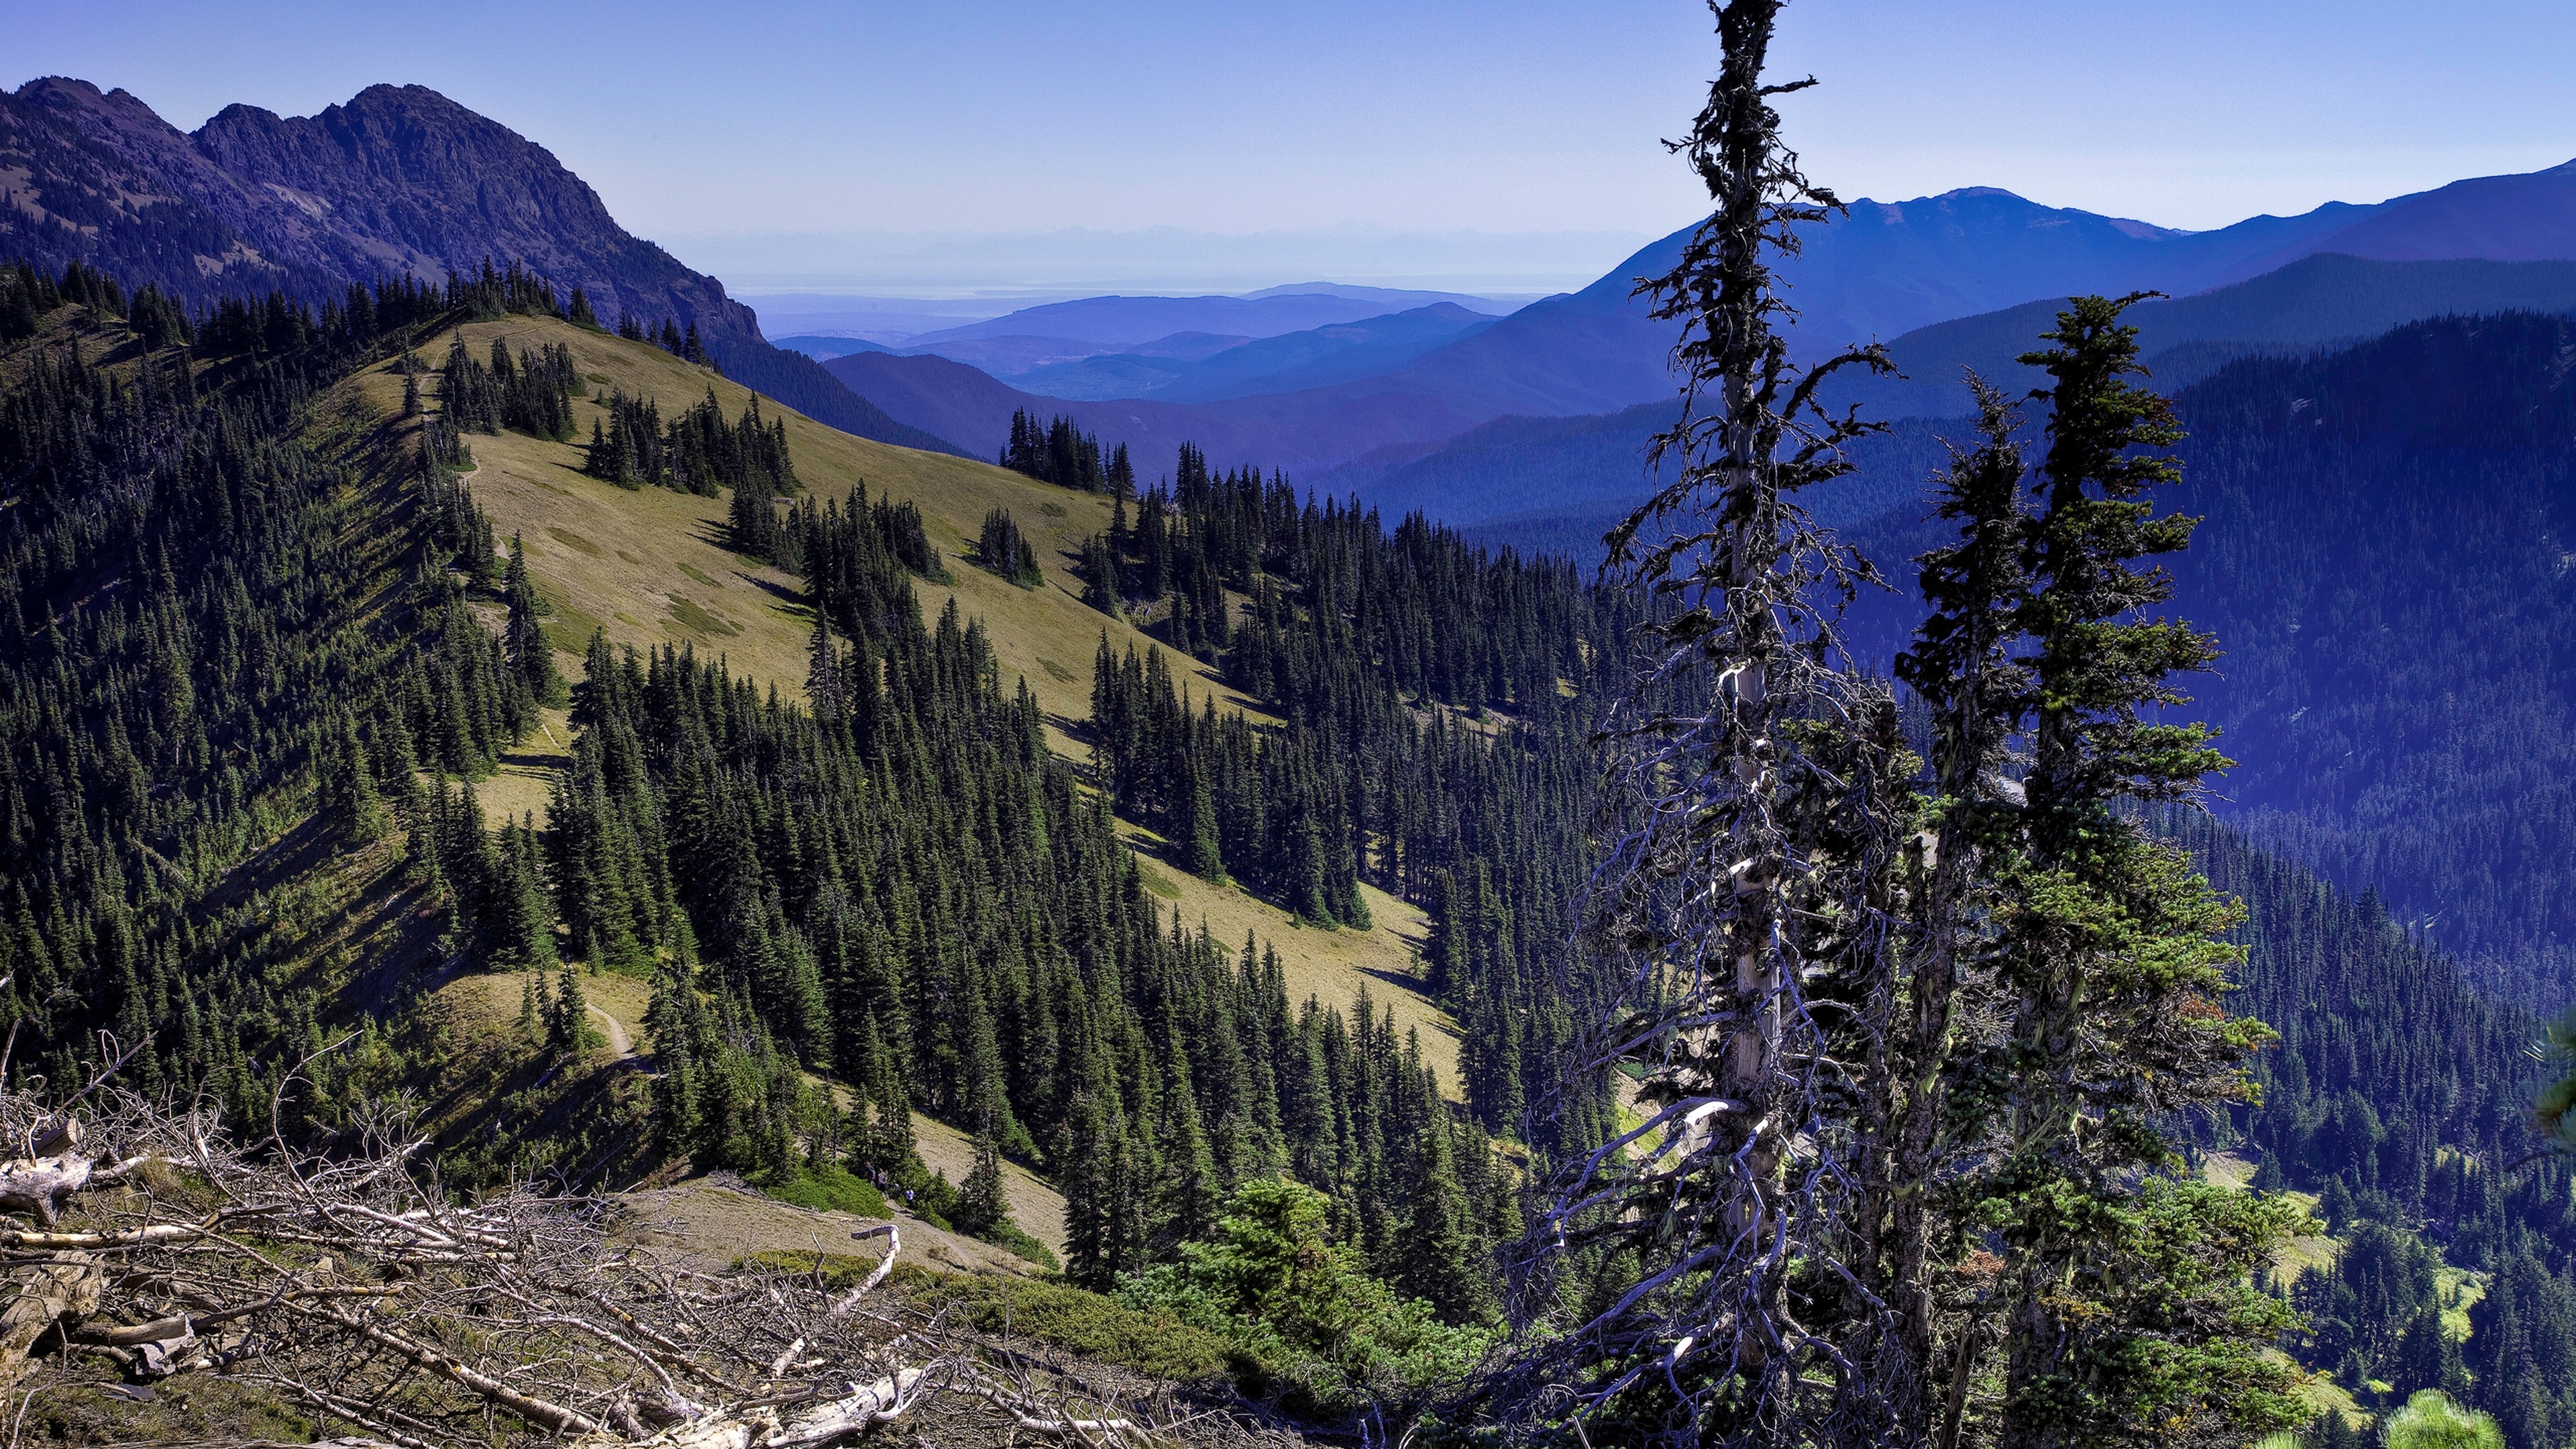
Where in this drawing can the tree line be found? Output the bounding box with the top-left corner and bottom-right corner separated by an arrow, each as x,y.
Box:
1061,448 -> 1615,1141
999,407 -> 1132,494
0,260 -> 566,1124
12,183 -> 2576,1440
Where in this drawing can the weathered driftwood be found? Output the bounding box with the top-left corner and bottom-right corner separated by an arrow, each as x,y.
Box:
0,1252 -> 99,1387
0,1146 -> 147,1226
0,1080 -> 1199,1449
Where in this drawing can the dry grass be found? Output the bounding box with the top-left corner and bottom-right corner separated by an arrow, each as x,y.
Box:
474,704 -> 575,824
612,1176 -> 1049,1281
1122,821 -> 1456,1093
910,1112 -> 1071,1263
339,317 -> 1263,755
326,318 -> 1462,1103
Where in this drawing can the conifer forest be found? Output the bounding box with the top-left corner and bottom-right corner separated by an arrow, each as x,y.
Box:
3,1 -> 2575,1444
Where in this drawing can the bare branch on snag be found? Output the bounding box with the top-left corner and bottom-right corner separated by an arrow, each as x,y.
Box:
1498,2 -> 1915,1446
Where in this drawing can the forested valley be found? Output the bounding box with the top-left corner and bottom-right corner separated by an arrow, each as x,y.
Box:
11,246 -> 2576,1446
1843,313 -> 2576,1016
9,3 -> 2576,1442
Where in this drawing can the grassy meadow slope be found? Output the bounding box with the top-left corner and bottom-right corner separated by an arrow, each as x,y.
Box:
331,320 -> 1464,1236
352,315 -> 1268,740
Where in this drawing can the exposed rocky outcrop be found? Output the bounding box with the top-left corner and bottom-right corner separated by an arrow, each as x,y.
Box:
0,77 -> 960,453
3,78 -> 743,333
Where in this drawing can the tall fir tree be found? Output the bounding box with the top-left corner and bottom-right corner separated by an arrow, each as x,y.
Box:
1982,294 -> 2303,1448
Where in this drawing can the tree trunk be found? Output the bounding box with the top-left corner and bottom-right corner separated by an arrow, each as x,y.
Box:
0,1252 -> 99,1387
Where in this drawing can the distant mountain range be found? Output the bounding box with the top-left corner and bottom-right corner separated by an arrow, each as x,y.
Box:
820,158 -> 2576,494
1763,158 -> 2576,356
1391,155 -> 2576,425
1007,303 -> 1499,402
808,287 -> 1519,402
0,76 -> 958,453
820,264 -> 1680,471
775,334 -> 895,362
822,347 -> 1496,472
978,331 -> 1259,396
14,74 -> 2576,523
1821,252 -> 2576,419
899,285 -> 1513,350
1405,254 -> 2576,531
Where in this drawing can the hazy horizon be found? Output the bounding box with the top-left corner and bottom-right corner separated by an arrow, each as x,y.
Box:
12,1 -> 2571,301
684,225 -> 1643,304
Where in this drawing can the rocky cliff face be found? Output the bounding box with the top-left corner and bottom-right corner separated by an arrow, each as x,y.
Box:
2,78 -> 755,339
0,77 -> 961,453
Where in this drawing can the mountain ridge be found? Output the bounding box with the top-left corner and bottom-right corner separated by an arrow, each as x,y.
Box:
820,159 -> 2576,486
0,76 -> 962,454
898,290 -> 1505,350
1356,253 -> 2576,531
1008,303 -> 1498,404
6,78 -> 755,337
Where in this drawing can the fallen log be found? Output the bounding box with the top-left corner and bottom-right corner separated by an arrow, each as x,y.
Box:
0,1250 -> 99,1387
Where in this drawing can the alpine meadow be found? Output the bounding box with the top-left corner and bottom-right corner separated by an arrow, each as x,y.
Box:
1,1 -> 2575,1445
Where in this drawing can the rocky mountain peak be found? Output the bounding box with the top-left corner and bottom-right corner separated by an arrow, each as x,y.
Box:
1,76 -> 755,343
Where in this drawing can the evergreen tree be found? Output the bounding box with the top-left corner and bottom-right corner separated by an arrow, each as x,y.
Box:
548,961 -> 591,1058
1393,1120 -> 1487,1325
1884,377 -> 2033,1419
1982,293 -> 2302,1449
976,508 -> 1041,586
1077,533 -> 1124,616
2390,1305 -> 2469,1402
956,1136 -> 1011,1238
1182,757 -> 1224,881
502,533 -> 568,707
323,713 -> 387,847
729,471 -> 777,559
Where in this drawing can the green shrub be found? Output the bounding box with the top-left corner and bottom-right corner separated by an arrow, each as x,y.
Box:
2384,1391 -> 2504,1449
978,1221 -> 1059,1273
740,1252 -> 1210,1379
1118,1175 -> 1492,1417
753,1163 -> 889,1217
904,1269 -> 1228,1380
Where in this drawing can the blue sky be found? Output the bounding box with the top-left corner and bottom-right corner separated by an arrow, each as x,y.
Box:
15,1 -> 2573,294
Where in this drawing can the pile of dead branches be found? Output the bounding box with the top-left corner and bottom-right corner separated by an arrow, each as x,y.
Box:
0,1046 -> 1221,1448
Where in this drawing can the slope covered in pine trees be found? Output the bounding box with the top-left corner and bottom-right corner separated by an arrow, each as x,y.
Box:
11,243 -> 2576,1440
0,256 -> 1557,1320
374,311 -> 1472,1093
2164,806 -> 2576,1446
